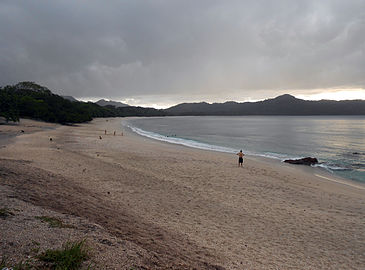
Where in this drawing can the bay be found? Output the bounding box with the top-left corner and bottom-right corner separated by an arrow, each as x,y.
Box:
125,116 -> 365,183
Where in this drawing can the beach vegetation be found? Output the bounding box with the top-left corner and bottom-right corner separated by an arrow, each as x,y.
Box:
35,216 -> 73,228
0,208 -> 15,219
1,240 -> 91,269
0,88 -> 19,122
37,240 -> 89,270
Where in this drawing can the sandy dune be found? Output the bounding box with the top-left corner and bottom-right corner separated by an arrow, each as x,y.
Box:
1,118 -> 364,269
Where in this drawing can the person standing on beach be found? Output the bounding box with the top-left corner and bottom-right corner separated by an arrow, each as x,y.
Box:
237,150 -> 245,167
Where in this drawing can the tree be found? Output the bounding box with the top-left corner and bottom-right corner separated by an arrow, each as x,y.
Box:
0,88 -> 19,122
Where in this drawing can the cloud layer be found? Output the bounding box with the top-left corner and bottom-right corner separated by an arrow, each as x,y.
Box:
1,0 -> 364,105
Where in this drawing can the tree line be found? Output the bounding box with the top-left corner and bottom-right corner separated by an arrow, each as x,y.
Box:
0,82 -> 166,124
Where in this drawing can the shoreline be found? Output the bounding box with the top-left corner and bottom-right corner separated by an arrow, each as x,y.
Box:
1,117 -> 365,269
123,117 -> 365,191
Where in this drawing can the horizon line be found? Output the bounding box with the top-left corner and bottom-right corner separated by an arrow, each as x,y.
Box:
77,92 -> 365,109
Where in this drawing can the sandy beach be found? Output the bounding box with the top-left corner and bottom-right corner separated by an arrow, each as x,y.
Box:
1,117 -> 365,269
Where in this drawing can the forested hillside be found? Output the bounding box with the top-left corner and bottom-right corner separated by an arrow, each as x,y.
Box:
0,82 -> 166,124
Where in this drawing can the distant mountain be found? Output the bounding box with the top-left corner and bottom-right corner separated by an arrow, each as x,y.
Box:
165,94 -> 365,115
62,95 -> 78,102
96,99 -> 129,108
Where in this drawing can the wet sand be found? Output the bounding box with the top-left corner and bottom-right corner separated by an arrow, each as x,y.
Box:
1,118 -> 364,269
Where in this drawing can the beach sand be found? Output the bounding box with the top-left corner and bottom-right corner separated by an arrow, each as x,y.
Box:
1,118 -> 364,269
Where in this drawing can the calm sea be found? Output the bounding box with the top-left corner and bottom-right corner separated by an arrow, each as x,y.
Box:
125,116 -> 365,183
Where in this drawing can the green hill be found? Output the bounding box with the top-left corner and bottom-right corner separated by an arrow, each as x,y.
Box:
0,82 -> 166,124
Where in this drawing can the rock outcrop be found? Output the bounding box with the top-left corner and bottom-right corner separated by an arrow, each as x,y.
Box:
284,157 -> 318,166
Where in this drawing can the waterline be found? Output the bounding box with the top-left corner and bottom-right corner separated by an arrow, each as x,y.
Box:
125,116 -> 365,183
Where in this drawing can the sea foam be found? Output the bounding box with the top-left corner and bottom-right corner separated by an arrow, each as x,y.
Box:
127,124 -> 236,153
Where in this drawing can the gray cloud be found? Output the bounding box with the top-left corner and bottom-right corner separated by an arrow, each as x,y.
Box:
1,0 -> 364,105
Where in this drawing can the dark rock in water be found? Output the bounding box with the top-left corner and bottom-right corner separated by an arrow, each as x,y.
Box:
284,157 -> 318,166
353,152 -> 363,155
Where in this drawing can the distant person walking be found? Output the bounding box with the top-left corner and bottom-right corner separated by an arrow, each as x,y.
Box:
237,150 -> 245,167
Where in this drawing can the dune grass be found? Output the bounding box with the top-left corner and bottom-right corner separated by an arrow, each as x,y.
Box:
1,240 -> 90,270
38,240 -> 89,270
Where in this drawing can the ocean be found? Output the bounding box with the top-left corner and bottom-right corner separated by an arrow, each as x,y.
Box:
125,116 -> 365,183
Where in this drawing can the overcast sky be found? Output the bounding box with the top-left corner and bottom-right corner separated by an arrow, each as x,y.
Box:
1,0 -> 364,107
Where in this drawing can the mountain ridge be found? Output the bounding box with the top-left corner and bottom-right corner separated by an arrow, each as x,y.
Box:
96,99 -> 129,108
166,94 -> 365,115
62,95 -> 78,102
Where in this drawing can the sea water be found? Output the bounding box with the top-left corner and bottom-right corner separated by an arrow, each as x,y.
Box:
125,116 -> 365,183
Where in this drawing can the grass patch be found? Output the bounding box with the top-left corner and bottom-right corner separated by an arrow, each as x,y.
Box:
0,208 -> 14,219
1,240 -> 92,269
38,240 -> 89,270
35,216 -> 73,228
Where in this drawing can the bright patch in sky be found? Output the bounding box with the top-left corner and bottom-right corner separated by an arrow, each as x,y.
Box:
296,89 -> 365,101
